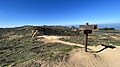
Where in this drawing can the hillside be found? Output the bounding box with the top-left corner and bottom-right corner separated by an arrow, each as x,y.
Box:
0,26 -> 80,67
0,26 -> 120,67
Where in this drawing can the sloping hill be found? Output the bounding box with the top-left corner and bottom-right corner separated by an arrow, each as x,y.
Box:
1,26 -> 120,67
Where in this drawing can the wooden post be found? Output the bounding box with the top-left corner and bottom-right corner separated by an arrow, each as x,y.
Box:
84,29 -> 92,52
85,33 -> 88,52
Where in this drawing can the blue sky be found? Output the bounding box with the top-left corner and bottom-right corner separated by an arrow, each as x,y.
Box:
0,0 -> 120,27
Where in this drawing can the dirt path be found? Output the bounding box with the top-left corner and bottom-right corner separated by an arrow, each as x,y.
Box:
37,35 -> 120,67
37,35 -> 106,50
38,35 -> 84,47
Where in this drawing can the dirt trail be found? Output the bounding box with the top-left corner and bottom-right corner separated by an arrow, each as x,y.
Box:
38,35 -> 106,50
38,35 -> 84,47
37,35 -> 120,67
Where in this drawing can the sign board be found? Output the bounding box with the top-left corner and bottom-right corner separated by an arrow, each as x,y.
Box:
80,25 -> 97,30
80,23 -> 97,30
84,30 -> 92,34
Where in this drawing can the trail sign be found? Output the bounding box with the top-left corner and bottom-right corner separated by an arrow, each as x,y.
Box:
84,29 -> 92,34
80,23 -> 98,52
80,23 -> 97,30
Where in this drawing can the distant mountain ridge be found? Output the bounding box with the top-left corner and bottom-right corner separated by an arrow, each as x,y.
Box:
98,23 -> 120,29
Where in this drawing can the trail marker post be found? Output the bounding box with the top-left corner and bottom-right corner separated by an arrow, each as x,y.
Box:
80,23 -> 97,52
